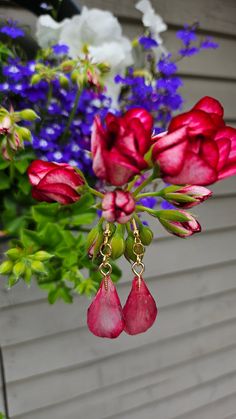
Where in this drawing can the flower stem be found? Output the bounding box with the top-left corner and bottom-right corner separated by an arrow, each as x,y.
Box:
60,88 -> 81,144
126,175 -> 139,192
135,205 -> 156,215
88,186 -> 104,199
136,191 -> 162,200
133,173 -> 154,197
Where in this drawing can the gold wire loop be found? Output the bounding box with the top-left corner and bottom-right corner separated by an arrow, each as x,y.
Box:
132,261 -> 145,277
99,222 -> 112,291
131,218 -> 146,288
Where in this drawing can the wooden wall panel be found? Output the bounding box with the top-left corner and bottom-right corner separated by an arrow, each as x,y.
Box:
0,1 -> 236,418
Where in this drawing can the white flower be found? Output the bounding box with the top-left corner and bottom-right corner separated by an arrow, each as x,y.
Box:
136,0 -> 167,44
36,15 -> 69,48
35,7 -> 133,106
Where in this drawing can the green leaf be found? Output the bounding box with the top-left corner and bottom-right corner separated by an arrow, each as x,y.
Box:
21,229 -> 42,249
5,216 -> 27,235
18,176 -> 32,195
69,211 -> 96,226
32,203 -> 59,224
0,172 -> 11,190
39,223 -> 65,249
14,159 -> 30,174
0,160 -> 10,170
70,193 -> 95,214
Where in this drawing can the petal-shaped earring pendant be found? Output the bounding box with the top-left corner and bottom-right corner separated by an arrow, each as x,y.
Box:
87,276 -> 124,338
123,277 -> 158,335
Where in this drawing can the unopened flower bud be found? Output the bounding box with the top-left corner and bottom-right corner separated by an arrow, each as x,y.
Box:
71,70 -> 80,83
24,266 -> 32,285
157,210 -> 201,238
31,74 -> 41,85
111,225 -> 125,259
13,261 -> 25,278
124,234 -> 136,262
86,225 -> 103,260
160,185 -> 212,209
0,260 -> 14,274
60,60 -> 75,72
19,109 -> 39,121
102,190 -> 135,224
6,247 -> 23,260
31,260 -> 47,274
32,251 -> 54,261
59,75 -> 69,88
16,126 -> 32,142
139,224 -> 153,246
97,62 -> 110,74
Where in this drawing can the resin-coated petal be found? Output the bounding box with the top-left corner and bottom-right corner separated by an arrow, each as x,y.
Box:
87,277 -> 124,338
123,277 -> 158,335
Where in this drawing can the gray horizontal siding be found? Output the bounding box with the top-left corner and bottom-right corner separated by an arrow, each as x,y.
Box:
0,1 -> 236,418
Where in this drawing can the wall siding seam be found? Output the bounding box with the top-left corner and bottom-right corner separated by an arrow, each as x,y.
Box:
9,344 -> 236,418
118,17 -> 236,41
5,314 -> 236,388
2,278 -> 236,351
1,255 -> 236,312
105,371 -> 236,419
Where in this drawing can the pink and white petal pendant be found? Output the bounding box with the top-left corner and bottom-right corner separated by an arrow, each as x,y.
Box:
123,277 -> 158,335
87,276 -> 124,338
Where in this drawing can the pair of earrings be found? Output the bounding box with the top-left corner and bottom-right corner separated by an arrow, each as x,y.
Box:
87,220 -> 158,338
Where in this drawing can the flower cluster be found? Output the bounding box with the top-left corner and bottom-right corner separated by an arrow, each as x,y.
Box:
0,0 -> 231,319
0,55 -> 111,177
116,25 -> 218,132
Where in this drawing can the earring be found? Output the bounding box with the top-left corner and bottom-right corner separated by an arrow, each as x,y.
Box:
87,222 -> 124,338
123,218 -> 158,335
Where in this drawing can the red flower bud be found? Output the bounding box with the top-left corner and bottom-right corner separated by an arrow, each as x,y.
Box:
163,185 -> 212,209
123,277 -> 158,335
102,190 -> 135,224
158,210 -> 201,238
28,160 -> 84,204
87,277 -> 124,338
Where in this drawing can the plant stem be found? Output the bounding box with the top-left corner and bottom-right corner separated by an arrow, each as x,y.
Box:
60,88 -> 81,144
9,162 -> 15,182
88,186 -> 104,199
126,175 -> 139,192
133,173 -> 154,197
136,205 -> 156,215
136,191 -> 162,200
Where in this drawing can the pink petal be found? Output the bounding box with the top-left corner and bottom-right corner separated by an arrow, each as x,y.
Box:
169,110 -> 216,138
32,188 -> 54,203
123,277 -> 158,335
155,140 -> 188,176
28,160 -> 61,185
101,191 -> 115,210
87,277 -> 124,338
193,96 -> 224,117
91,116 -> 108,180
124,108 -> 153,133
129,118 -> 151,155
215,126 -> 236,165
218,162 -> 236,180
39,168 -> 83,189
37,183 -> 80,204
164,151 -> 217,185
200,139 -> 219,168
106,150 -> 141,186
215,138 -> 231,170
152,126 -> 187,154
